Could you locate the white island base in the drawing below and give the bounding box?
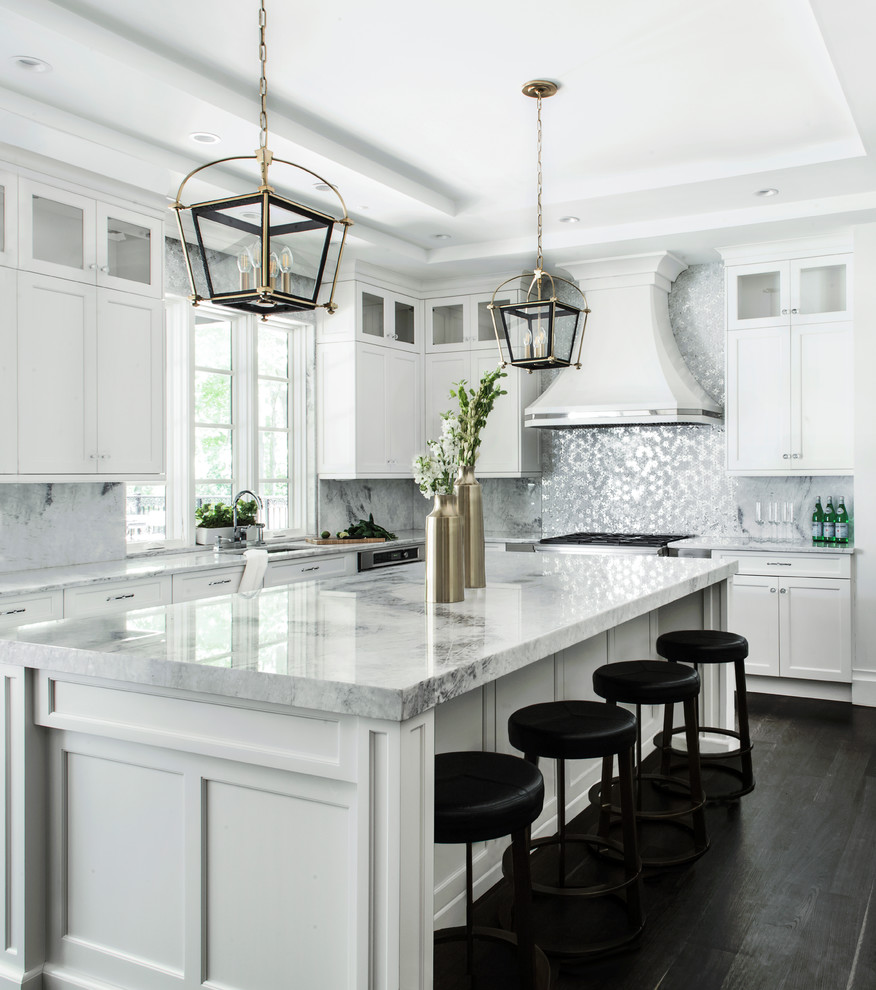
[0,553,734,990]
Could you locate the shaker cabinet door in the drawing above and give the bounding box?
[727,574,781,678]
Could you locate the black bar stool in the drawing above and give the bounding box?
[504,700,644,959]
[655,629,755,802]
[434,751,552,990]
[592,660,709,869]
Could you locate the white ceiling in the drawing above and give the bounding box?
[1,0,875,280]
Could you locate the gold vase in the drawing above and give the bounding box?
[455,465,486,589]
[425,493,464,603]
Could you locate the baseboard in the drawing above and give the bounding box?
[747,675,851,703]
[0,964,43,990]
[852,670,876,708]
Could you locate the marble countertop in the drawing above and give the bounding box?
[0,533,429,598]
[0,552,735,721]
[669,536,855,555]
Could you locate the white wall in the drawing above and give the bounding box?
[853,224,876,703]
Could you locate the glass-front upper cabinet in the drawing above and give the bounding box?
[426,296,468,351]
[470,290,517,351]
[18,179,163,297]
[0,169,17,268]
[357,285,419,348]
[728,255,852,329]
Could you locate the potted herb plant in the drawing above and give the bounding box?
[194,501,259,545]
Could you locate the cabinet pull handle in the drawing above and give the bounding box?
[208,579,231,586]
[107,593,136,602]
[766,561,792,566]
[302,566,320,572]
[1,608,27,616]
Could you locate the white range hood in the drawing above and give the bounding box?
[524,253,722,428]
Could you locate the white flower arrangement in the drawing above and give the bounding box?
[413,414,462,497]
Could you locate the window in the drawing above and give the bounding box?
[126,298,307,547]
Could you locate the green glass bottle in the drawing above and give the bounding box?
[812,496,824,545]
[823,496,836,545]
[835,496,850,546]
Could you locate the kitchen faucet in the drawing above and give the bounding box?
[231,489,264,543]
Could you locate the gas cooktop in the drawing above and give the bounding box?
[536,532,693,555]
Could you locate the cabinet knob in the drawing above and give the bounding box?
[790,308,798,314]
[770,587,777,593]
[89,263,98,271]
[781,308,788,315]
[783,453,789,459]
[100,265,110,274]
[780,588,787,594]
[791,453,800,459]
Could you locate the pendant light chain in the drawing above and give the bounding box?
[258,0,269,150]
[536,91,544,272]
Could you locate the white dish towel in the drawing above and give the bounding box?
[238,548,268,593]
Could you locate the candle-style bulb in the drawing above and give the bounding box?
[238,249,253,290]
[269,252,280,290]
[279,246,293,273]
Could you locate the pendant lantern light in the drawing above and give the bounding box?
[490,81,589,371]
[172,1,352,316]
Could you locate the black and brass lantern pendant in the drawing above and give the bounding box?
[172,1,352,316]
[490,81,589,371]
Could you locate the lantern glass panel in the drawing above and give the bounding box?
[552,303,582,364]
[265,196,333,305]
[500,300,553,364]
[190,196,264,297]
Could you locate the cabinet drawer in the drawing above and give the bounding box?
[263,554,349,588]
[0,589,63,628]
[172,567,244,603]
[64,576,171,618]
[713,551,851,579]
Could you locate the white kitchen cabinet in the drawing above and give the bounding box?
[317,340,421,478]
[425,291,511,354]
[172,566,245,603]
[15,272,165,477]
[423,349,540,476]
[716,551,852,683]
[64,575,171,619]
[727,255,852,329]
[726,322,853,475]
[17,178,163,298]
[319,278,421,351]
[0,168,17,268]
[0,590,63,629]
[263,553,352,588]
[0,267,17,473]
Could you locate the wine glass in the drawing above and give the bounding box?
[754,500,765,543]
[768,495,779,543]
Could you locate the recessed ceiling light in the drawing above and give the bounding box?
[189,132,221,145]
[558,216,580,223]
[11,55,52,73]
[313,182,333,192]
[433,233,451,240]
[755,188,779,197]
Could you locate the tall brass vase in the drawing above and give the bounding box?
[455,465,486,589]
[425,493,464,603]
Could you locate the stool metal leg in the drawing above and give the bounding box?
[465,842,474,978]
[510,826,538,990]
[556,758,566,888]
[735,658,755,791]
[682,696,709,854]
[617,744,644,932]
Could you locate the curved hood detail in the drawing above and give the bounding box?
[524,253,722,428]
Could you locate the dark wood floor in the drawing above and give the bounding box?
[471,693,876,990]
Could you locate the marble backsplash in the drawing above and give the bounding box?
[0,483,126,573]
[318,477,541,538]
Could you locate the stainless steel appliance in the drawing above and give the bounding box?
[535,532,692,556]
[358,542,425,571]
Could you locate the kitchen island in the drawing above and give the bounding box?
[0,552,735,990]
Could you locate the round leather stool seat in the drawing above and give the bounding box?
[656,629,748,664]
[593,660,700,706]
[509,700,637,761]
[435,751,544,844]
